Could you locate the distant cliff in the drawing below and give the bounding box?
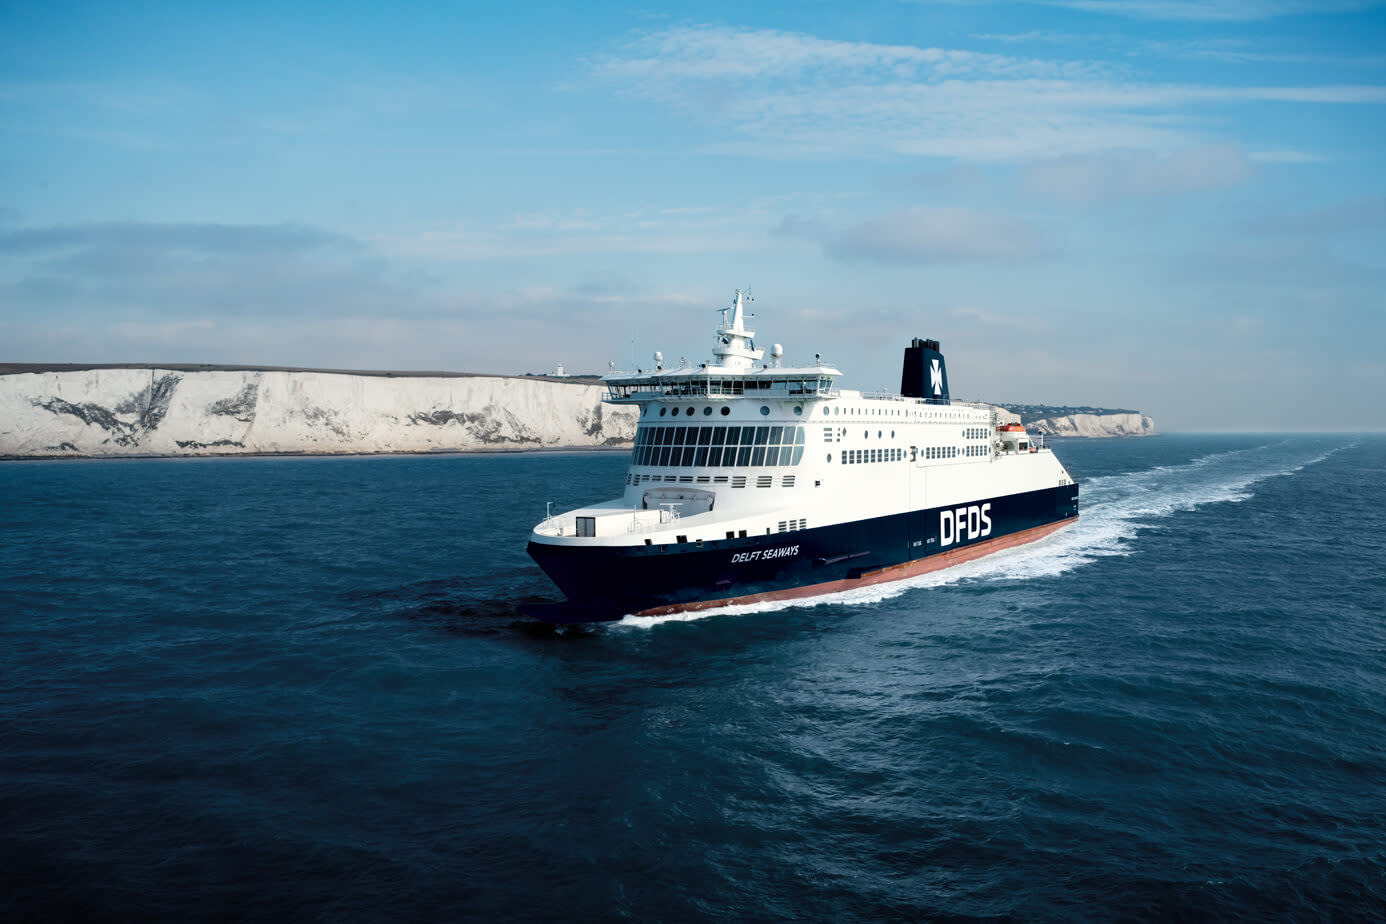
[0,367,1152,459]
[0,367,638,458]
[992,404,1156,438]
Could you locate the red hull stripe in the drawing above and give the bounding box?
[633,516,1077,618]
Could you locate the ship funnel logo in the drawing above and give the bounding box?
[930,359,943,396]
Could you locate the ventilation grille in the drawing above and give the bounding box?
[756,475,773,488]
[731,476,747,488]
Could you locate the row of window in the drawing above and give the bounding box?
[635,425,806,448]
[840,448,904,465]
[922,445,990,459]
[964,427,988,440]
[632,425,807,468]
[627,473,797,488]
[636,443,807,468]
[822,427,899,443]
[652,404,807,418]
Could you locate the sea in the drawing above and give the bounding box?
[2,434,1383,922]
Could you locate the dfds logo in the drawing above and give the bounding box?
[940,503,991,547]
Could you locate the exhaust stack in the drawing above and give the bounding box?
[900,337,950,404]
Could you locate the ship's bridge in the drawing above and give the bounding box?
[604,288,840,404]
[603,367,840,404]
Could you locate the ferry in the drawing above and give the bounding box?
[525,291,1078,622]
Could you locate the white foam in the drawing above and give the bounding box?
[613,441,1348,629]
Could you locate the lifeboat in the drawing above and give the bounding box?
[996,422,1029,453]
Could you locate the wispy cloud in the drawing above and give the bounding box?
[376,206,766,260]
[1139,38,1386,67]
[592,25,1101,82]
[0,221,415,322]
[0,219,716,370]
[775,207,1047,266]
[592,26,1386,162]
[0,222,351,258]
[1234,196,1386,235]
[970,31,1097,44]
[1024,144,1253,202]
[1036,0,1384,22]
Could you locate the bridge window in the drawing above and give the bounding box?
[632,425,807,468]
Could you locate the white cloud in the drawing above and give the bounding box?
[1037,0,1383,21]
[1024,144,1253,201]
[592,26,1386,163]
[1237,196,1386,235]
[776,207,1047,266]
[593,25,1096,83]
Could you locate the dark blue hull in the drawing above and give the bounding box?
[526,484,1078,623]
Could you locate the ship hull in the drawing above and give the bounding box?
[526,483,1078,623]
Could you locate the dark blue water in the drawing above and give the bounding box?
[3,436,1384,921]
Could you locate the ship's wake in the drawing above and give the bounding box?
[616,440,1349,629]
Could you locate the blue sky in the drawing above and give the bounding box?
[2,0,1383,430]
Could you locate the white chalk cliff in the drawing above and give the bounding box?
[990,407,1155,438]
[1026,412,1156,438]
[0,367,1153,458]
[0,368,638,458]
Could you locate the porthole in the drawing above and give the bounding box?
[827,454,833,463]
[760,406,770,416]
[659,407,667,417]
[721,406,731,416]
[686,407,695,416]
[703,406,713,416]
[793,405,802,416]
